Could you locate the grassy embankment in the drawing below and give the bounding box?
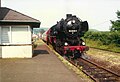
[32,38,45,49]
[85,39,120,53]
[85,39,120,74]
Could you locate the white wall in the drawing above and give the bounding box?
[0,25,33,58]
[2,45,32,58]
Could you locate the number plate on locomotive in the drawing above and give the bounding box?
[69,30,77,32]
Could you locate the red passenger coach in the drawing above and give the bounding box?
[42,29,50,43]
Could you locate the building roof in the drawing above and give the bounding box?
[0,7,40,28]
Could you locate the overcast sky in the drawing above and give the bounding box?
[2,0,120,31]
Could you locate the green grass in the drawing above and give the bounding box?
[32,39,45,49]
[85,39,120,53]
[34,39,44,45]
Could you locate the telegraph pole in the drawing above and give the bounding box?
[0,0,1,7]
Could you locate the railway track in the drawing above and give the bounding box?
[67,57,120,82]
[45,43,120,82]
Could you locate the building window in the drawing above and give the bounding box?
[0,26,2,44]
[0,25,31,45]
[1,26,10,44]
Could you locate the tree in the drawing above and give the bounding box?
[39,29,45,34]
[110,10,120,32]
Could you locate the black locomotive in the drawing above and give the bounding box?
[45,14,89,59]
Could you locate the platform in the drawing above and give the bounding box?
[0,43,90,82]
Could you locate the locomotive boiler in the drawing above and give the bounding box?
[45,14,89,59]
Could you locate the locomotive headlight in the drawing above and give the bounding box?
[72,20,75,23]
[64,42,68,46]
[82,42,85,45]
[67,20,75,26]
[67,21,72,25]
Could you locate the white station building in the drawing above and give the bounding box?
[0,7,40,58]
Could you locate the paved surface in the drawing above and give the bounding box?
[0,44,88,82]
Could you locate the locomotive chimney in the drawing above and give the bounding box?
[66,14,72,18]
[73,15,76,17]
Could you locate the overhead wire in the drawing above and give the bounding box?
[90,18,117,27]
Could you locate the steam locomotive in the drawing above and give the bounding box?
[42,14,89,59]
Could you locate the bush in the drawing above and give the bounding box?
[84,31,120,52]
[84,31,120,47]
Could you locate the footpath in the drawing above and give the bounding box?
[0,43,90,82]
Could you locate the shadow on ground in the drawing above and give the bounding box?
[33,50,49,57]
